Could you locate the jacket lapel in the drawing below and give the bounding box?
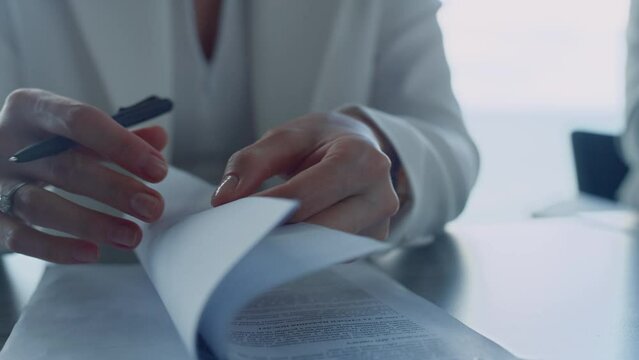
[67,0,173,111]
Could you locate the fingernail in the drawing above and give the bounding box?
[110,225,140,248]
[143,153,168,180]
[73,246,98,263]
[131,193,162,220]
[213,174,239,203]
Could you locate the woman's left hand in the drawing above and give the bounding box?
[212,112,400,240]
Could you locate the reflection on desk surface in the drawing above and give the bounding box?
[376,216,639,360]
[372,233,464,311]
[2,215,639,359]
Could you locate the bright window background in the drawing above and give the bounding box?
[438,0,631,222]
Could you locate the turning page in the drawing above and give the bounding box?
[134,168,298,355]
[134,168,389,357]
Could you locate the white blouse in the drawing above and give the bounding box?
[171,1,252,183]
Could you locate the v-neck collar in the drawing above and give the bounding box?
[184,0,230,73]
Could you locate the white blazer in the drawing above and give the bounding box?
[621,0,639,205]
[0,0,479,244]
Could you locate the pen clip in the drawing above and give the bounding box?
[115,96,160,115]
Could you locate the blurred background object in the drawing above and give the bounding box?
[571,131,628,201]
[439,0,630,222]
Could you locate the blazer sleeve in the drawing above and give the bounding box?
[620,0,639,206]
[0,1,23,101]
[0,2,21,256]
[341,0,479,245]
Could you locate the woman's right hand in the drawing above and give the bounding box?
[0,89,169,263]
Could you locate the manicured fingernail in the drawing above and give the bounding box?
[131,193,162,220]
[213,174,239,203]
[110,225,140,248]
[143,153,167,180]
[73,246,98,263]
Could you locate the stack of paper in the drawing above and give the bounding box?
[0,168,518,359]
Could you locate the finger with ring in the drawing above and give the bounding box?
[0,182,29,216]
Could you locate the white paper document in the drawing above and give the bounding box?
[1,168,518,359]
[0,265,188,360]
[225,262,516,359]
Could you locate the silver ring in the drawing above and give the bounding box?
[0,182,29,216]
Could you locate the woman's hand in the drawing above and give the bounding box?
[0,89,168,263]
[213,112,400,240]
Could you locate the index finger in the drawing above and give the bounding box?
[256,156,358,222]
[212,128,313,206]
[27,91,167,182]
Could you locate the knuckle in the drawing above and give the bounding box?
[86,217,110,242]
[263,127,304,143]
[337,136,366,152]
[3,225,26,252]
[48,153,82,187]
[117,177,142,202]
[67,205,101,240]
[13,186,41,223]
[3,88,41,114]
[366,148,392,176]
[109,135,138,162]
[95,173,135,210]
[54,102,109,141]
[48,158,70,186]
[334,137,390,176]
[5,89,35,107]
[325,149,351,167]
[62,104,96,136]
[228,148,260,170]
[263,127,287,140]
[382,190,400,218]
[326,138,362,163]
[115,177,152,215]
[15,185,38,209]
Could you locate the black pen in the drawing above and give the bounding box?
[8,96,173,163]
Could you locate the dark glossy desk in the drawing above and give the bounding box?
[1,215,638,359]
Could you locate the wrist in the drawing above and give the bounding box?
[338,107,410,206]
